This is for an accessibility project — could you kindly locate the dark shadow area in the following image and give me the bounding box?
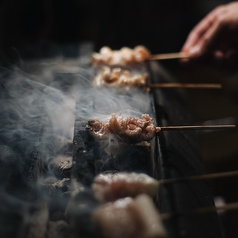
[0,1,229,60]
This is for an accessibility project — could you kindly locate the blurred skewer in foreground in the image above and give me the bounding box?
[92,171,238,238]
[92,170,238,203]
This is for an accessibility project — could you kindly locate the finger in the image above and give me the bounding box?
[182,12,218,52]
[182,6,224,52]
[189,19,224,58]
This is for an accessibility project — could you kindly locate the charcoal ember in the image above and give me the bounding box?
[27,202,49,238]
[65,188,100,238]
[48,220,70,238]
[48,155,72,177]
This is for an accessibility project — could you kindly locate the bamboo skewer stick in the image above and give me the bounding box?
[158,170,238,219]
[156,124,236,133]
[159,169,238,185]
[161,201,238,220]
[148,52,190,61]
[148,83,222,89]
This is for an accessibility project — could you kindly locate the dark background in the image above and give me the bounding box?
[0,0,230,57]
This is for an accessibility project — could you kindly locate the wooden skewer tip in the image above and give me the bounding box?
[149,83,222,89]
[161,201,238,220]
[149,52,190,61]
[156,124,236,132]
[159,169,238,185]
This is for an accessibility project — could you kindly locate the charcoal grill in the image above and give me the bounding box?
[71,49,223,237]
[0,43,223,238]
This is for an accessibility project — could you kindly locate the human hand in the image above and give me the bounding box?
[181,2,238,62]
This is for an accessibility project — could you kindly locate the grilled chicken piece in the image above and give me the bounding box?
[93,66,148,90]
[92,172,159,203]
[93,195,167,238]
[91,46,151,66]
[87,114,156,144]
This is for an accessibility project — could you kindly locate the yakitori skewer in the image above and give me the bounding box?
[93,66,221,90]
[91,46,190,66]
[91,170,238,203]
[91,169,238,224]
[87,114,236,144]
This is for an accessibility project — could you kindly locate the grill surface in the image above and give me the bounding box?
[72,58,223,237]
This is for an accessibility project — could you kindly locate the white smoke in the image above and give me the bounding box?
[0,58,154,237]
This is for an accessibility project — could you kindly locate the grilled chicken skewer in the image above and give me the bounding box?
[87,114,236,144]
[93,172,159,203]
[93,66,221,90]
[92,170,238,203]
[91,46,151,66]
[93,170,238,237]
[91,45,189,66]
[92,170,238,238]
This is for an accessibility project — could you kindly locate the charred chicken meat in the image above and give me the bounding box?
[87,114,157,143]
[91,46,151,66]
[93,66,149,90]
[92,172,159,203]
